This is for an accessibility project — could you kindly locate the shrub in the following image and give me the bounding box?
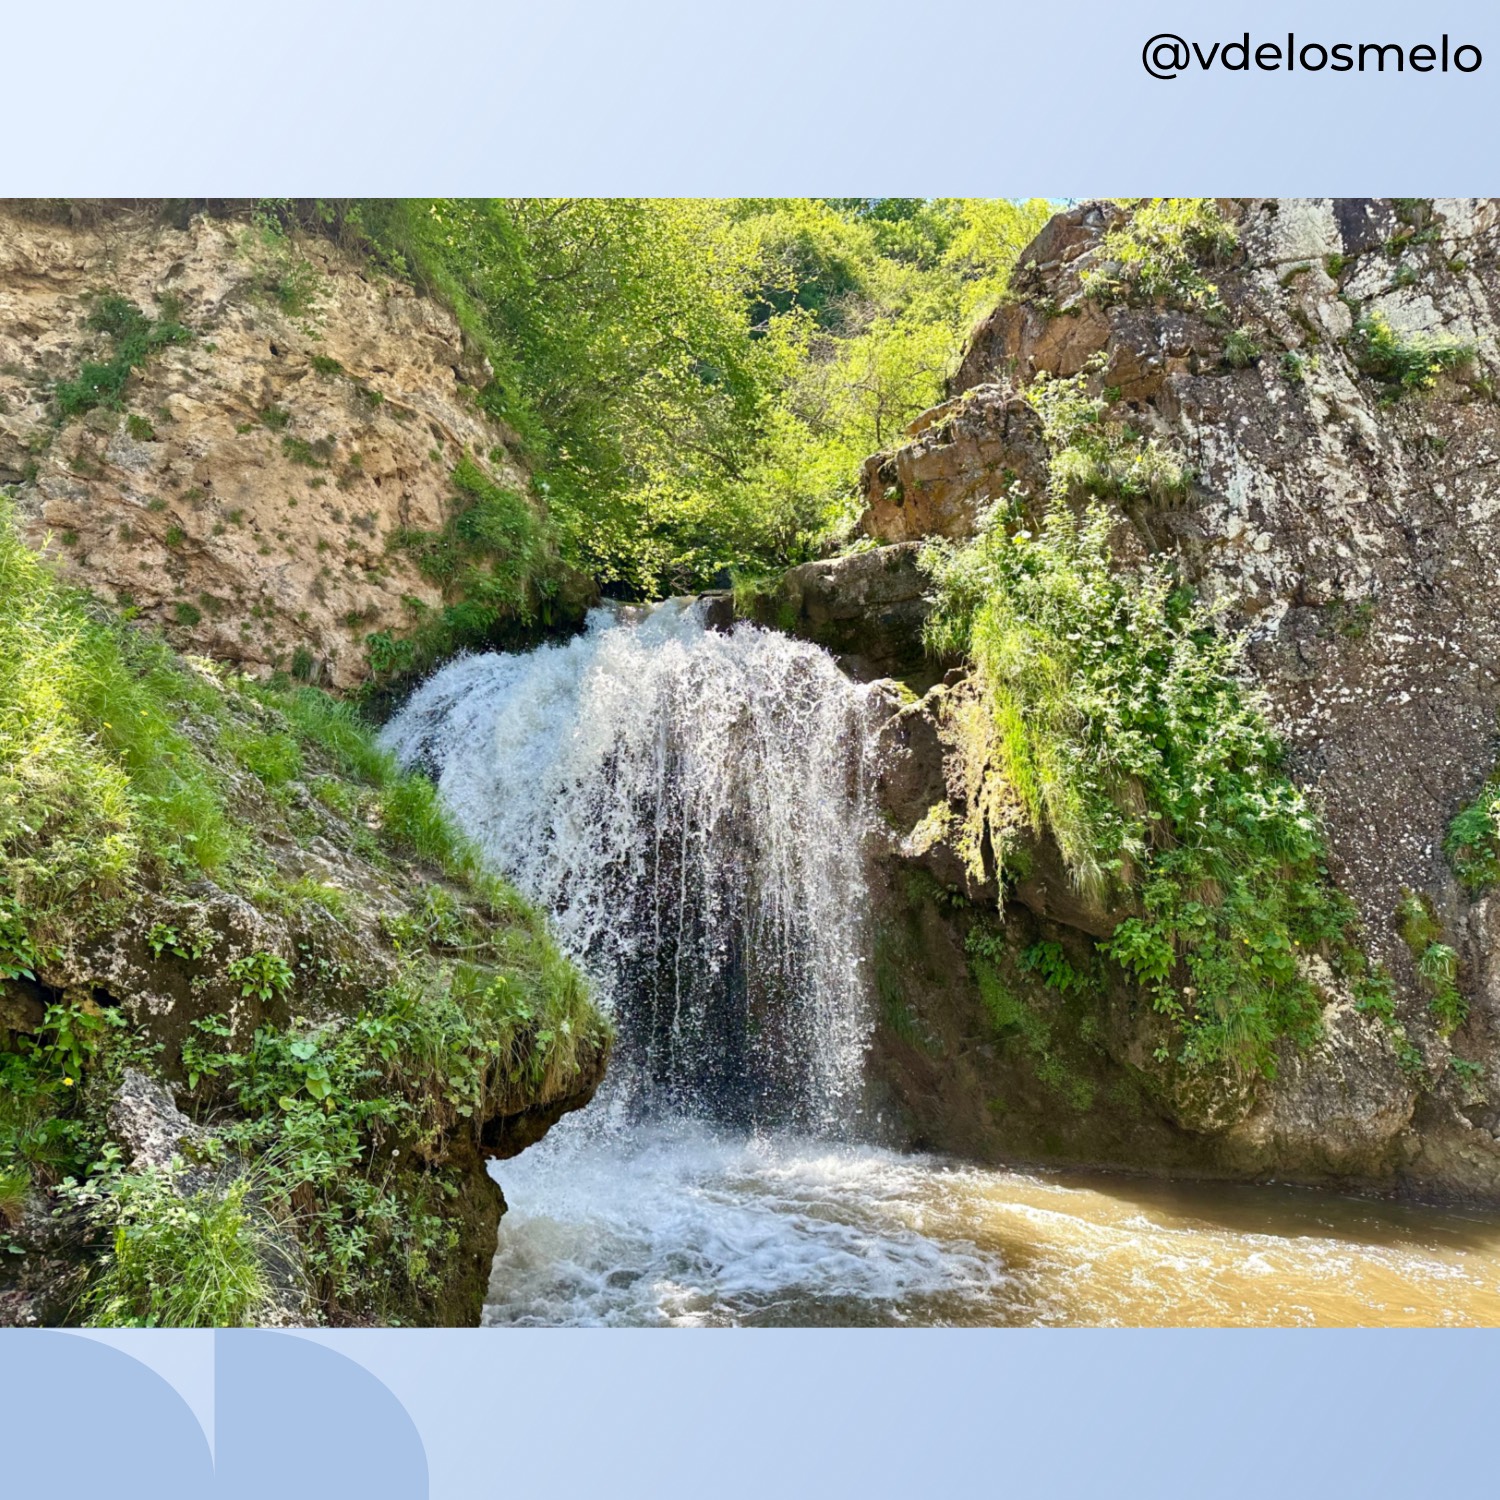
[923,499,1351,1076]
[1081,199,1238,314]
[1350,310,1475,396]
[1030,367,1190,507]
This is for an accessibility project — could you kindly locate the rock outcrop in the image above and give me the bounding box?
[0,204,566,690]
[857,386,1048,544]
[852,199,1500,1201]
[725,543,933,682]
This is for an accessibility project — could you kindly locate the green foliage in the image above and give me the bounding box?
[222,726,303,788]
[225,950,294,1004]
[173,922,608,1315]
[126,414,156,441]
[1019,939,1093,998]
[1349,310,1475,397]
[0,501,234,969]
[382,457,553,683]
[1396,889,1443,954]
[1397,891,1467,1035]
[282,435,334,467]
[1451,1056,1484,1093]
[351,197,1050,594]
[80,1169,276,1328]
[0,500,608,1320]
[1222,329,1261,369]
[1081,199,1238,314]
[238,211,326,318]
[1420,942,1466,1034]
[54,295,192,418]
[1446,770,1500,893]
[1029,367,1190,507]
[925,499,1352,1076]
[968,928,1095,1110]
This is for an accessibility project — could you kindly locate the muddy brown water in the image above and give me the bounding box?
[481,1121,1500,1328]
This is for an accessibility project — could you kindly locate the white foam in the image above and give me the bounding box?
[381,602,879,1128]
[481,1119,1013,1327]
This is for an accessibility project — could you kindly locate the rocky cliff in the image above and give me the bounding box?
[0,202,576,692]
[757,199,1500,1202]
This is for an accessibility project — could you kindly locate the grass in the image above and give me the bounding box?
[1398,891,1468,1035]
[0,499,235,970]
[923,496,1354,1077]
[54,295,192,419]
[81,1171,278,1328]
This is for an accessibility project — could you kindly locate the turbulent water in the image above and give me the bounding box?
[480,1120,1500,1327]
[381,601,878,1128]
[385,602,1500,1329]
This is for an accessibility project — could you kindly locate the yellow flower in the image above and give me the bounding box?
[63,1076,75,1086]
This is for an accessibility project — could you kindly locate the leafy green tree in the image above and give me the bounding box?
[353,197,1052,595]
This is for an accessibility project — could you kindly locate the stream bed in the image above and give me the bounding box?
[483,1119,1500,1327]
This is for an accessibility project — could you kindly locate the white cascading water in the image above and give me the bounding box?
[381,599,876,1131]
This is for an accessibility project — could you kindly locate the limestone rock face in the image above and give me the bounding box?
[109,1068,207,1176]
[0,206,538,689]
[854,199,1500,1200]
[859,386,1048,544]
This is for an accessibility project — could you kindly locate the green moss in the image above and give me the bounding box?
[1397,891,1467,1037]
[968,929,1095,1111]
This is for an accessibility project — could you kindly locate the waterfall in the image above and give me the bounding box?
[380,601,879,1132]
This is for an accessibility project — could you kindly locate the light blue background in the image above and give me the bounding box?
[3,0,1496,192]
[5,0,1500,1492]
